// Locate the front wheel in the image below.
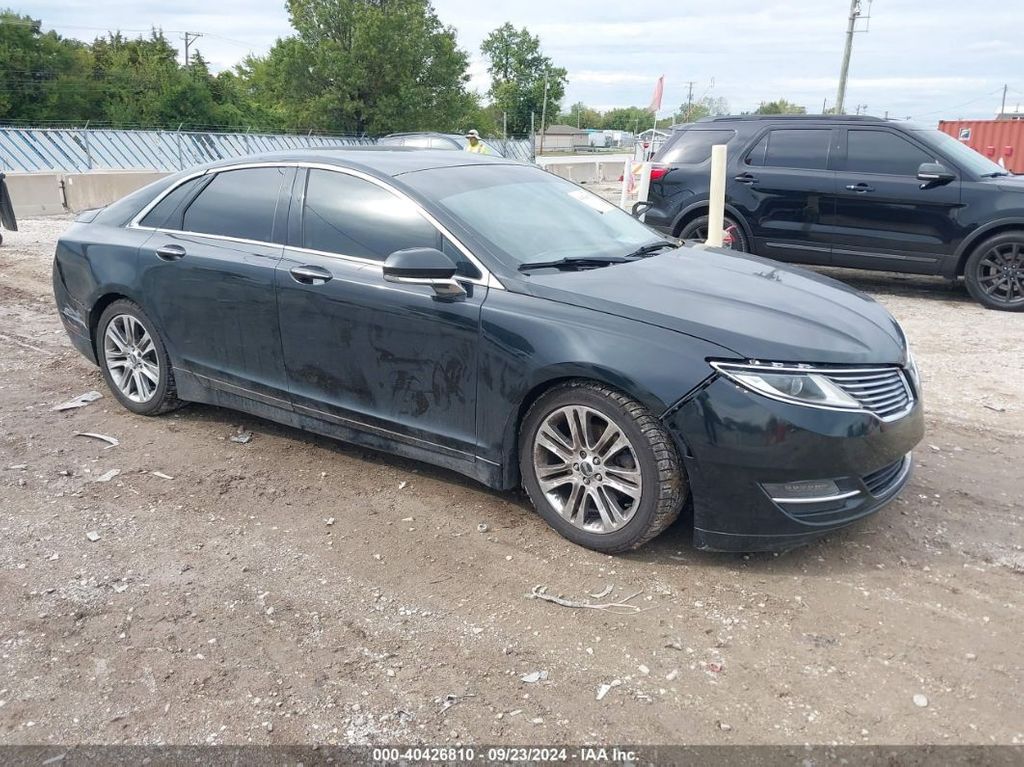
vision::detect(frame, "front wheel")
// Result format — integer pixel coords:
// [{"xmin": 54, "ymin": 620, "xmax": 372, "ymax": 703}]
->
[
  {"xmin": 963, "ymin": 232, "xmax": 1024, "ymax": 311},
  {"xmin": 519, "ymin": 381, "xmax": 687, "ymax": 553},
  {"xmin": 678, "ymin": 214, "xmax": 748, "ymax": 251}
]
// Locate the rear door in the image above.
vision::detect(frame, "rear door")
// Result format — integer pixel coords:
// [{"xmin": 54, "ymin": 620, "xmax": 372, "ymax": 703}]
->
[
  {"xmin": 137, "ymin": 165, "xmax": 293, "ymax": 403},
  {"xmin": 734, "ymin": 127, "xmax": 838, "ymax": 265},
  {"xmin": 831, "ymin": 128, "xmax": 962, "ymax": 273}
]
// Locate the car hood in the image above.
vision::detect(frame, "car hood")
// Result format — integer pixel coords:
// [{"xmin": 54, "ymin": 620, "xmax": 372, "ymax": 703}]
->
[{"xmin": 519, "ymin": 246, "xmax": 908, "ymax": 365}]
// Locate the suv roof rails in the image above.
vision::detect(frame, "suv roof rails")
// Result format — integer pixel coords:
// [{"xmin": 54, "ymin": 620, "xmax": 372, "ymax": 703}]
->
[{"xmin": 698, "ymin": 114, "xmax": 887, "ymax": 123}]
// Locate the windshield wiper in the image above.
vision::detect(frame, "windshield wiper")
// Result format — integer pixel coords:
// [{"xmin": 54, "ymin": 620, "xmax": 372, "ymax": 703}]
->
[
  {"xmin": 621, "ymin": 240, "xmax": 678, "ymax": 259},
  {"xmin": 518, "ymin": 255, "xmax": 631, "ymax": 272},
  {"xmin": 980, "ymin": 171, "xmax": 1010, "ymax": 177}
]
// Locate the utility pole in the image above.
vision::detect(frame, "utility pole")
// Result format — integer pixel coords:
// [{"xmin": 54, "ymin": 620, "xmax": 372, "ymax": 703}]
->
[
  {"xmin": 1000, "ymin": 84, "xmax": 1008, "ymax": 118},
  {"xmin": 538, "ymin": 72, "xmax": 550, "ymax": 156},
  {"xmin": 182, "ymin": 32, "xmax": 202, "ymax": 66},
  {"xmin": 835, "ymin": 0, "xmax": 862, "ymax": 115},
  {"xmin": 683, "ymin": 80, "xmax": 695, "ymax": 121}
]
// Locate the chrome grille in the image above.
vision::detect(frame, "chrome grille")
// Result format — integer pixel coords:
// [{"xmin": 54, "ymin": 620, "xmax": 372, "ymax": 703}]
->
[{"xmin": 823, "ymin": 368, "xmax": 913, "ymax": 420}]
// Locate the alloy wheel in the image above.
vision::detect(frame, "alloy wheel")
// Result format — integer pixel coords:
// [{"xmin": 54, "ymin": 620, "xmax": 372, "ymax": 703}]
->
[
  {"xmin": 977, "ymin": 241, "xmax": 1024, "ymax": 307},
  {"xmin": 103, "ymin": 314, "xmax": 160, "ymax": 403},
  {"xmin": 532, "ymin": 405, "xmax": 643, "ymax": 534}
]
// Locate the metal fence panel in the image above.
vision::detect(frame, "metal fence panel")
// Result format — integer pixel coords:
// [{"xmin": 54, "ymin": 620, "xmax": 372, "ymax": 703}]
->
[{"xmin": 0, "ymin": 127, "xmax": 535, "ymax": 172}]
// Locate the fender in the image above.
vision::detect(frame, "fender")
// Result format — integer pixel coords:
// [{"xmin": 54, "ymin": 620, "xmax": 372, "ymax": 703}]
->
[
  {"xmin": 670, "ymin": 197, "xmax": 754, "ymax": 245},
  {"xmin": 948, "ymin": 215, "xmax": 1024, "ymax": 277},
  {"xmin": 492, "ymin": 361, "xmax": 672, "ymax": 491}
]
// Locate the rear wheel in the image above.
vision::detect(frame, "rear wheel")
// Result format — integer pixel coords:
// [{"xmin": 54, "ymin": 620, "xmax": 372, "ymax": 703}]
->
[
  {"xmin": 678, "ymin": 214, "xmax": 748, "ymax": 251},
  {"xmin": 96, "ymin": 299, "xmax": 182, "ymax": 415},
  {"xmin": 519, "ymin": 381, "xmax": 687, "ymax": 553},
  {"xmin": 964, "ymin": 232, "xmax": 1024, "ymax": 311}
]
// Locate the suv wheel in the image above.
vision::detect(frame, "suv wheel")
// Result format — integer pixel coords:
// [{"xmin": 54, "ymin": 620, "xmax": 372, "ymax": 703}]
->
[
  {"xmin": 964, "ymin": 232, "xmax": 1024, "ymax": 311},
  {"xmin": 519, "ymin": 381, "xmax": 687, "ymax": 553},
  {"xmin": 678, "ymin": 214, "xmax": 748, "ymax": 251}
]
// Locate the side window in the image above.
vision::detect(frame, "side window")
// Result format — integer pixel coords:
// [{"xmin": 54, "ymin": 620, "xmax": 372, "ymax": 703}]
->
[
  {"xmin": 302, "ymin": 169, "xmax": 440, "ymax": 261},
  {"xmin": 846, "ymin": 130, "xmax": 934, "ymax": 176},
  {"xmin": 182, "ymin": 167, "xmax": 287, "ymax": 242},
  {"xmin": 761, "ymin": 129, "xmax": 832, "ymax": 170},
  {"xmin": 745, "ymin": 135, "xmax": 768, "ymax": 166},
  {"xmin": 658, "ymin": 130, "xmax": 735, "ymax": 164},
  {"xmin": 139, "ymin": 176, "xmax": 206, "ymax": 229}
]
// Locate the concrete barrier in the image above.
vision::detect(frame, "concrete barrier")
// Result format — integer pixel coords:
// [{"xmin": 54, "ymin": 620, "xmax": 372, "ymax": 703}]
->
[
  {"xmin": 5, "ymin": 172, "xmax": 65, "ymax": 217},
  {"xmin": 62, "ymin": 171, "xmax": 168, "ymax": 213},
  {"xmin": 536, "ymin": 154, "xmax": 631, "ymax": 184}
]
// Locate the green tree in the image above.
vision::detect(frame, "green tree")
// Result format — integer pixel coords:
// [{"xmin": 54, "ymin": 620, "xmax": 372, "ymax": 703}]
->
[
  {"xmin": 600, "ymin": 106, "xmax": 651, "ymax": 132},
  {"xmin": 480, "ymin": 22, "xmax": 567, "ymax": 135},
  {"xmin": 0, "ymin": 11, "xmax": 90, "ymax": 122},
  {"xmin": 559, "ymin": 101, "xmax": 602, "ymax": 130},
  {"xmin": 753, "ymin": 98, "xmax": 807, "ymax": 115},
  {"xmin": 675, "ymin": 95, "xmax": 729, "ymax": 123},
  {"xmin": 247, "ymin": 0, "xmax": 475, "ymax": 134}
]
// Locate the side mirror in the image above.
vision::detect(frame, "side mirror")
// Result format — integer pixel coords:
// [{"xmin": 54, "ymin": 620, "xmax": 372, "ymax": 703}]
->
[
  {"xmin": 383, "ymin": 247, "xmax": 466, "ymax": 299},
  {"xmin": 917, "ymin": 162, "xmax": 955, "ymax": 187}
]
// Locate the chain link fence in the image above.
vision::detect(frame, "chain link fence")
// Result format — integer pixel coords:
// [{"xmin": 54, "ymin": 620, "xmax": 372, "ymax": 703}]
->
[{"xmin": 0, "ymin": 127, "xmax": 535, "ymax": 173}]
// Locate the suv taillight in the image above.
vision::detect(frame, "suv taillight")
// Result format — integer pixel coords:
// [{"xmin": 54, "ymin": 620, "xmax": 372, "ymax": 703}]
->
[{"xmin": 650, "ymin": 166, "xmax": 669, "ymax": 182}]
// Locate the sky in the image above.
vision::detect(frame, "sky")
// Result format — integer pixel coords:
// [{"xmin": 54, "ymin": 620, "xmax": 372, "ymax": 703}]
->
[{"xmin": 21, "ymin": 0, "xmax": 1024, "ymax": 123}]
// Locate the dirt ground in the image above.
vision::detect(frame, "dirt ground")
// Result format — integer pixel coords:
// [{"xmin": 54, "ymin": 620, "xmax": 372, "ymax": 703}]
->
[{"xmin": 0, "ymin": 214, "xmax": 1021, "ymax": 747}]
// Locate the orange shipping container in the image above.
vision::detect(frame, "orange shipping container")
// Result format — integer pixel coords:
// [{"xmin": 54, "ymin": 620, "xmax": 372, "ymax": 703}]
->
[{"xmin": 937, "ymin": 119, "xmax": 1024, "ymax": 174}]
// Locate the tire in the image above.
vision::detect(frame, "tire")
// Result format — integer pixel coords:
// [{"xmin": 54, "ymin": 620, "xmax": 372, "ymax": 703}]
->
[
  {"xmin": 678, "ymin": 214, "xmax": 748, "ymax": 252},
  {"xmin": 963, "ymin": 231, "xmax": 1024, "ymax": 311},
  {"xmin": 519, "ymin": 380, "xmax": 687, "ymax": 553},
  {"xmin": 96, "ymin": 299, "xmax": 182, "ymax": 415}
]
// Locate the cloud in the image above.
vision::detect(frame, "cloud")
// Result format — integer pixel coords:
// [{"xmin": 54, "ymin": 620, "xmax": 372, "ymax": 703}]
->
[{"xmin": 29, "ymin": 0, "xmax": 1024, "ymax": 121}]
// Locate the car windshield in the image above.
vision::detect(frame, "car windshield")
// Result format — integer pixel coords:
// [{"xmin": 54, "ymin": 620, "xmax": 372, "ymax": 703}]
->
[
  {"xmin": 401, "ymin": 164, "xmax": 664, "ymax": 269},
  {"xmin": 916, "ymin": 128, "xmax": 1009, "ymax": 176}
]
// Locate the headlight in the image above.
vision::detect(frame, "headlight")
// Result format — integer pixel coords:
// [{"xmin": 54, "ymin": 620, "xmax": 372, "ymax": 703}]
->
[{"xmin": 710, "ymin": 361, "xmax": 862, "ymax": 410}]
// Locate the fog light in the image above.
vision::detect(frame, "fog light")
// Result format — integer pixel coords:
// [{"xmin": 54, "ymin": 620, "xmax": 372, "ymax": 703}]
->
[{"xmin": 762, "ymin": 478, "xmax": 857, "ymax": 504}]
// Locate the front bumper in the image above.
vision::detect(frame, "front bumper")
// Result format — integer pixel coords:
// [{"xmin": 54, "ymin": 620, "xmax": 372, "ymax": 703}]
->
[{"xmin": 664, "ymin": 376, "xmax": 924, "ymax": 552}]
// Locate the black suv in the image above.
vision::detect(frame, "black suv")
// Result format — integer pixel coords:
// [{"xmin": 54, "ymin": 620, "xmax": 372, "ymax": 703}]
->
[{"xmin": 644, "ymin": 115, "xmax": 1024, "ymax": 311}]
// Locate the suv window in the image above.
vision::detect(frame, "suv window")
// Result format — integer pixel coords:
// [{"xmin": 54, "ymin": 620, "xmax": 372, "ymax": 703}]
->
[
  {"xmin": 659, "ymin": 130, "xmax": 735, "ymax": 164},
  {"xmin": 139, "ymin": 176, "xmax": 207, "ymax": 229},
  {"xmin": 181, "ymin": 167, "xmax": 287, "ymax": 242},
  {"xmin": 302, "ymin": 169, "xmax": 440, "ymax": 262},
  {"xmin": 846, "ymin": 130, "xmax": 934, "ymax": 176},
  {"xmin": 747, "ymin": 129, "xmax": 831, "ymax": 170}
]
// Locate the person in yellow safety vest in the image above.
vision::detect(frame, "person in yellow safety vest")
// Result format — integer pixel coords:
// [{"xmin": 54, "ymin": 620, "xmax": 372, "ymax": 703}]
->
[{"xmin": 464, "ymin": 129, "xmax": 490, "ymax": 155}]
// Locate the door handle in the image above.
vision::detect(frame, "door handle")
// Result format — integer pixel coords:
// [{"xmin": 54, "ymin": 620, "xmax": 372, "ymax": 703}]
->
[
  {"xmin": 734, "ymin": 173, "xmax": 758, "ymax": 184},
  {"xmin": 155, "ymin": 244, "xmax": 187, "ymax": 261},
  {"xmin": 289, "ymin": 265, "xmax": 333, "ymax": 285},
  {"xmin": 845, "ymin": 183, "xmax": 875, "ymax": 193}
]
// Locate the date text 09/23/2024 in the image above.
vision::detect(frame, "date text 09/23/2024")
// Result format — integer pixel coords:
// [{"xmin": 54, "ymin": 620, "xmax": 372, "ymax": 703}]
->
[{"xmin": 371, "ymin": 746, "xmax": 638, "ymax": 762}]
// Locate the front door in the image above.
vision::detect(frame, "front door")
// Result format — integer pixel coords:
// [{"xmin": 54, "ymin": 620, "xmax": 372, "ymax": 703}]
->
[
  {"xmin": 733, "ymin": 127, "xmax": 838, "ymax": 265},
  {"xmin": 830, "ymin": 128, "xmax": 962, "ymax": 273},
  {"xmin": 276, "ymin": 167, "xmax": 487, "ymax": 459},
  {"xmin": 137, "ymin": 165, "xmax": 293, "ymax": 403}
]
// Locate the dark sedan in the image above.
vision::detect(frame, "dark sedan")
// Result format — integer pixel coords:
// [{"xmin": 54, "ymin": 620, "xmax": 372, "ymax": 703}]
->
[{"xmin": 52, "ymin": 149, "xmax": 924, "ymax": 553}]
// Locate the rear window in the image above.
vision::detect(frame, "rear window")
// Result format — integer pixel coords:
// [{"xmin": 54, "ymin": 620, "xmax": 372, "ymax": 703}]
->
[
  {"xmin": 659, "ymin": 130, "xmax": 736, "ymax": 164},
  {"xmin": 139, "ymin": 176, "xmax": 206, "ymax": 229},
  {"xmin": 182, "ymin": 167, "xmax": 288, "ymax": 242},
  {"xmin": 747, "ymin": 129, "xmax": 831, "ymax": 170}
]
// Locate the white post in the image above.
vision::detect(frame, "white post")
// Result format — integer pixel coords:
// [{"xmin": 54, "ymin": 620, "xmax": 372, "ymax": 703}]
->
[
  {"xmin": 619, "ymin": 157, "xmax": 631, "ymax": 211},
  {"xmin": 706, "ymin": 144, "xmax": 727, "ymax": 247},
  {"xmin": 636, "ymin": 162, "xmax": 652, "ymax": 222}
]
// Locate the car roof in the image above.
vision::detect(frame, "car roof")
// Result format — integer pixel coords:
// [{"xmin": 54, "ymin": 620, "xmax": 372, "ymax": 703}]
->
[
  {"xmin": 201, "ymin": 147, "xmax": 516, "ymax": 177},
  {"xmin": 382, "ymin": 131, "xmax": 464, "ymax": 140}
]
